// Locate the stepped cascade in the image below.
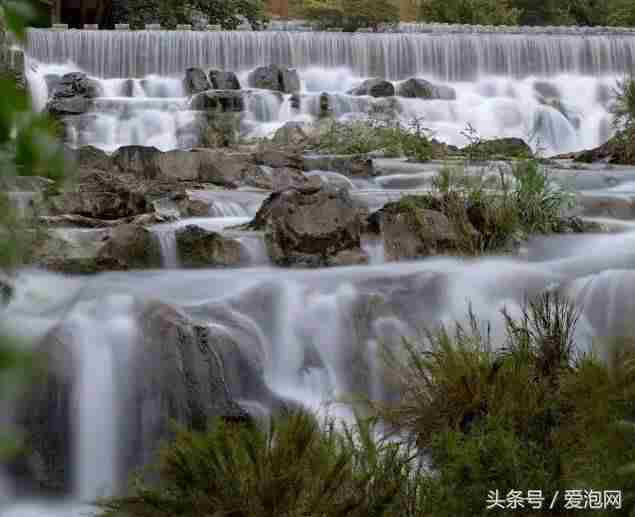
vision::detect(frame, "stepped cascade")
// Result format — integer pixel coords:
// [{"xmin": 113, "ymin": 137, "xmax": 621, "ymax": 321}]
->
[
  {"xmin": 24, "ymin": 28, "xmax": 635, "ymax": 154},
  {"xmin": 4, "ymin": 25, "xmax": 635, "ymax": 517}
]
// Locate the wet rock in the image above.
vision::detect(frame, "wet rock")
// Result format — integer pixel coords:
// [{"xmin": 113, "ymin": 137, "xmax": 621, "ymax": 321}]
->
[
  {"xmin": 245, "ymin": 165, "xmax": 317, "ymax": 191},
  {"xmin": 65, "ymin": 145, "xmax": 112, "ymax": 171},
  {"xmin": 533, "ymin": 81, "xmax": 561, "ymax": 101},
  {"xmin": 254, "ymin": 148, "xmax": 304, "ymax": 169},
  {"xmin": 190, "ymin": 90, "xmax": 245, "ymax": 112},
  {"xmin": 0, "ymin": 272, "xmax": 13, "ymax": 305},
  {"xmin": 303, "ymin": 154, "xmax": 376, "ymax": 177},
  {"xmin": 196, "ymin": 149, "xmax": 260, "ymax": 188},
  {"xmin": 319, "ymin": 92, "xmax": 331, "ymax": 118},
  {"xmin": 176, "ymin": 225, "xmax": 244, "ymax": 267},
  {"xmin": 46, "ymin": 72, "xmax": 102, "ymax": 116},
  {"xmin": 576, "ymin": 194, "xmax": 635, "ymax": 220},
  {"xmin": 184, "ymin": 67, "xmax": 212, "ymax": 95},
  {"xmin": 47, "ymin": 169, "xmax": 152, "ymax": 220},
  {"xmin": 250, "ymin": 185, "xmax": 365, "ymax": 267},
  {"xmin": 377, "ymin": 204, "xmax": 464, "ymax": 261},
  {"xmin": 349, "ymin": 78, "xmax": 395, "ymax": 98},
  {"xmin": 111, "ymin": 145, "xmax": 163, "ymax": 178},
  {"xmin": 272, "ymin": 121, "xmax": 312, "ymax": 147},
  {"xmin": 16, "ymin": 297, "xmax": 284, "ymax": 492},
  {"xmin": 248, "ymin": 65, "xmax": 300, "ymax": 93},
  {"xmin": 574, "ymin": 131, "xmax": 635, "ymax": 165},
  {"xmin": 397, "ymin": 78, "xmax": 456, "ymax": 100},
  {"xmin": 209, "ymin": 69, "xmax": 241, "ymax": 90},
  {"xmin": 98, "ymin": 223, "xmax": 163, "ymax": 269}
]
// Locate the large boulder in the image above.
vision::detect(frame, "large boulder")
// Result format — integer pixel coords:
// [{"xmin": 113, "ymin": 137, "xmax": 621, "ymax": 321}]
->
[
  {"xmin": 272, "ymin": 121, "xmax": 314, "ymax": 147},
  {"xmin": 250, "ymin": 185, "xmax": 366, "ymax": 267},
  {"xmin": 111, "ymin": 145, "xmax": 163, "ymax": 179},
  {"xmin": 65, "ymin": 145, "xmax": 112, "ymax": 171},
  {"xmin": 396, "ymin": 78, "xmax": 456, "ymax": 100},
  {"xmin": 349, "ymin": 79, "xmax": 395, "ymax": 98},
  {"xmin": 248, "ymin": 65, "xmax": 300, "ymax": 93},
  {"xmin": 190, "ymin": 90, "xmax": 246, "ymax": 112},
  {"xmin": 46, "ymin": 72, "xmax": 102, "ymax": 116},
  {"xmin": 209, "ymin": 70, "xmax": 241, "ymax": 90},
  {"xmin": 184, "ymin": 67, "xmax": 211, "ymax": 95},
  {"xmin": 375, "ymin": 203, "xmax": 465, "ymax": 261},
  {"xmin": 176, "ymin": 225, "xmax": 244, "ymax": 268}
]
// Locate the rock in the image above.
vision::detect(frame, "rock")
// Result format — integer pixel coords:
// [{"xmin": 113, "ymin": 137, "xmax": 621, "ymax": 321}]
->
[
  {"xmin": 574, "ymin": 131, "xmax": 635, "ymax": 165},
  {"xmin": 209, "ymin": 70, "xmax": 241, "ymax": 90},
  {"xmin": 47, "ymin": 169, "xmax": 152, "ymax": 220},
  {"xmin": 46, "ymin": 72, "xmax": 102, "ymax": 116},
  {"xmin": 533, "ymin": 81, "xmax": 561, "ymax": 101},
  {"xmin": 190, "ymin": 90, "xmax": 245, "ymax": 112},
  {"xmin": 176, "ymin": 225, "xmax": 244, "ymax": 267},
  {"xmin": 272, "ymin": 121, "xmax": 312, "ymax": 147},
  {"xmin": 177, "ymin": 113, "xmax": 241, "ymax": 148},
  {"xmin": 250, "ymin": 185, "xmax": 365, "ymax": 267},
  {"xmin": 65, "ymin": 145, "xmax": 112, "ymax": 171},
  {"xmin": 303, "ymin": 154, "xmax": 376, "ymax": 177},
  {"xmin": 576, "ymin": 194, "xmax": 635, "ymax": 220},
  {"xmin": 377, "ymin": 204, "xmax": 464, "ymax": 261},
  {"xmin": 196, "ymin": 149, "xmax": 260, "ymax": 188},
  {"xmin": 37, "ymin": 214, "xmax": 124, "ymax": 228},
  {"xmin": 396, "ymin": 78, "xmax": 456, "ymax": 100},
  {"xmin": 319, "ymin": 92, "xmax": 331, "ymax": 118},
  {"xmin": 245, "ymin": 165, "xmax": 317, "ymax": 191},
  {"xmin": 111, "ymin": 145, "xmax": 163, "ymax": 178},
  {"xmin": 463, "ymin": 137, "xmax": 533, "ymax": 159},
  {"xmin": 98, "ymin": 224, "xmax": 163, "ymax": 269},
  {"xmin": 16, "ymin": 297, "xmax": 284, "ymax": 492},
  {"xmin": 248, "ymin": 65, "xmax": 300, "ymax": 93},
  {"xmin": 254, "ymin": 148, "xmax": 304, "ymax": 169},
  {"xmin": 349, "ymin": 78, "xmax": 395, "ymax": 98},
  {"xmin": 184, "ymin": 67, "xmax": 211, "ymax": 95},
  {"xmin": 290, "ymin": 93, "xmax": 301, "ymax": 110},
  {"xmin": 0, "ymin": 272, "xmax": 13, "ymax": 305}
]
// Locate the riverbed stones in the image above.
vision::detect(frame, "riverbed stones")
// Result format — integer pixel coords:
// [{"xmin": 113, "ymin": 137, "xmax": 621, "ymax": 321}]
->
[
  {"xmin": 209, "ymin": 69, "xmax": 241, "ymax": 90},
  {"xmin": 248, "ymin": 65, "xmax": 300, "ymax": 93},
  {"xmin": 250, "ymin": 185, "xmax": 366, "ymax": 267},
  {"xmin": 176, "ymin": 225, "xmax": 244, "ymax": 268},
  {"xmin": 184, "ymin": 67, "xmax": 211, "ymax": 95},
  {"xmin": 397, "ymin": 78, "xmax": 456, "ymax": 100},
  {"xmin": 349, "ymin": 78, "xmax": 395, "ymax": 98}
]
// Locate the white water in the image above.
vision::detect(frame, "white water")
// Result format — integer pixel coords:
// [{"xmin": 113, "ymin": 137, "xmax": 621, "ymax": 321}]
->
[{"xmin": 24, "ymin": 29, "xmax": 635, "ymax": 154}]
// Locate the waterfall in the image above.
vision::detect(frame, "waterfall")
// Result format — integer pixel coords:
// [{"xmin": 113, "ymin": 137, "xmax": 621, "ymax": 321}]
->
[{"xmin": 26, "ymin": 29, "xmax": 635, "ymax": 80}]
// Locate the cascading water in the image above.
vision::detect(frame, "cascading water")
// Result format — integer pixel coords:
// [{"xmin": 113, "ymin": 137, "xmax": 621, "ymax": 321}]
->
[{"xmin": 24, "ymin": 28, "xmax": 635, "ymax": 154}]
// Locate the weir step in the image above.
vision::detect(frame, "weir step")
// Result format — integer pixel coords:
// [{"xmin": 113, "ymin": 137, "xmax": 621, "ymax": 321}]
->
[
  {"xmin": 52, "ymin": 23, "xmax": 68, "ymax": 30},
  {"xmin": 115, "ymin": 24, "xmax": 130, "ymax": 30},
  {"xmin": 176, "ymin": 24, "xmax": 192, "ymax": 30},
  {"xmin": 83, "ymin": 24, "xmax": 99, "ymax": 30},
  {"xmin": 145, "ymin": 24, "xmax": 162, "ymax": 30}
]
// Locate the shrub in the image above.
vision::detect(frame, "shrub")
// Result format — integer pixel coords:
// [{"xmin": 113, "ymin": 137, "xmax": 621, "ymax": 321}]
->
[
  {"xmin": 317, "ymin": 118, "xmax": 434, "ymax": 162},
  {"xmin": 379, "ymin": 293, "xmax": 635, "ymax": 517},
  {"xmin": 100, "ymin": 411, "xmax": 415, "ymax": 517}
]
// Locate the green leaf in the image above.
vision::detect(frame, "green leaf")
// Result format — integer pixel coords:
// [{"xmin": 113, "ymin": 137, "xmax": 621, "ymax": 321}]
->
[{"xmin": 2, "ymin": 1, "xmax": 37, "ymax": 41}]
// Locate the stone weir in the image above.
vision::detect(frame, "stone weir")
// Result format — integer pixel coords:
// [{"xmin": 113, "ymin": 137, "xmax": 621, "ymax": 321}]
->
[{"xmin": 26, "ymin": 27, "xmax": 635, "ymax": 80}]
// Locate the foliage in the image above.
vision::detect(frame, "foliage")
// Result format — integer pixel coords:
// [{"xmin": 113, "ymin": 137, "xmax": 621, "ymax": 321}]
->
[
  {"xmin": 380, "ymin": 293, "xmax": 635, "ymax": 516},
  {"xmin": 417, "ymin": 0, "xmax": 635, "ymax": 26},
  {"xmin": 418, "ymin": 0, "xmax": 521, "ymax": 26},
  {"xmin": 123, "ymin": 0, "xmax": 269, "ymax": 30},
  {"xmin": 300, "ymin": 0, "xmax": 399, "ymax": 31},
  {"xmin": 317, "ymin": 118, "xmax": 435, "ymax": 161},
  {"xmin": 100, "ymin": 411, "xmax": 415, "ymax": 517}
]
